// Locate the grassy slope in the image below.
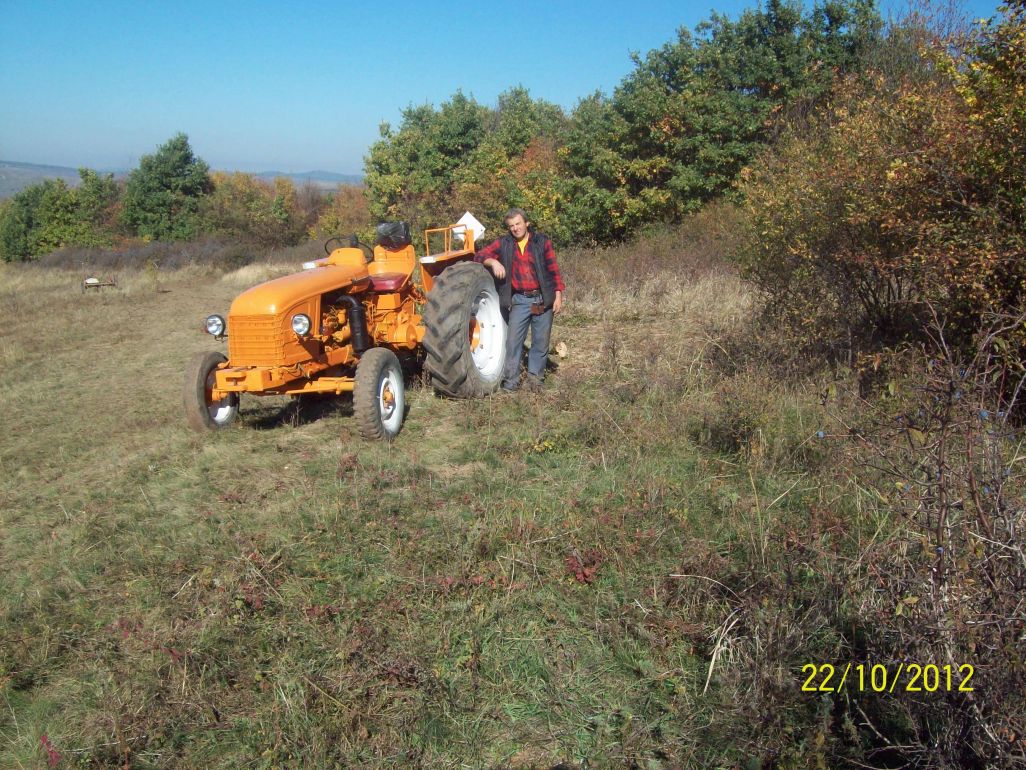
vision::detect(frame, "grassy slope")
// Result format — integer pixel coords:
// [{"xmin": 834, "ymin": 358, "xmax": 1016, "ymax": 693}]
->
[{"xmin": 0, "ymin": 251, "xmax": 837, "ymax": 768}]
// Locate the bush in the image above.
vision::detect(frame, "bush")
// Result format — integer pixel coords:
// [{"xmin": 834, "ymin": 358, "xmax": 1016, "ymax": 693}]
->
[
  {"xmin": 0, "ymin": 172, "xmax": 120, "ymax": 262},
  {"xmin": 736, "ymin": 6, "xmax": 1026, "ymax": 365},
  {"xmin": 202, "ymin": 173, "xmax": 306, "ymax": 248},
  {"xmin": 833, "ymin": 320, "xmax": 1026, "ymax": 766},
  {"xmin": 670, "ymin": 316, "xmax": 1025, "ymax": 767},
  {"xmin": 310, "ymin": 184, "xmax": 372, "ymax": 241}
]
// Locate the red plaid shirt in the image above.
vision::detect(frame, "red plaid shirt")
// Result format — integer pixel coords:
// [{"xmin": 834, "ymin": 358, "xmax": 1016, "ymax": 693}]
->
[{"xmin": 475, "ymin": 233, "xmax": 565, "ymax": 293}]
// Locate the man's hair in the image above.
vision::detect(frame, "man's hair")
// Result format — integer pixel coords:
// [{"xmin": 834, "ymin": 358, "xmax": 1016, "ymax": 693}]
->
[{"xmin": 504, "ymin": 207, "xmax": 529, "ymax": 224}]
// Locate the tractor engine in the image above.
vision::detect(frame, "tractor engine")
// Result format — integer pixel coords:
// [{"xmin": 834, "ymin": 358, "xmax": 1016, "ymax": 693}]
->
[{"xmin": 321, "ymin": 292, "xmax": 372, "ymax": 353}]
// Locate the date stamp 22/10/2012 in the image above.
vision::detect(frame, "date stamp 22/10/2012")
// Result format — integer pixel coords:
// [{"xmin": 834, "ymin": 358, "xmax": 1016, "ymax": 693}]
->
[{"xmin": 801, "ymin": 663, "xmax": 975, "ymax": 693}]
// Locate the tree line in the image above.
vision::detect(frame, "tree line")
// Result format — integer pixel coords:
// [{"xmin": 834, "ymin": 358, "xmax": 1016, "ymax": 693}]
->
[
  {"xmin": 0, "ymin": 134, "xmax": 370, "ymax": 262},
  {"xmin": 2, "ymin": 0, "xmax": 880, "ymax": 262},
  {"xmin": 366, "ymin": 0, "xmax": 882, "ymax": 244}
]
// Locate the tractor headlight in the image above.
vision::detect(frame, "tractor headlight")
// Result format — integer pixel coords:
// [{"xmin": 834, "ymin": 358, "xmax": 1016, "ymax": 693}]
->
[
  {"xmin": 291, "ymin": 313, "xmax": 312, "ymax": 336},
  {"xmin": 205, "ymin": 314, "xmax": 226, "ymax": 337}
]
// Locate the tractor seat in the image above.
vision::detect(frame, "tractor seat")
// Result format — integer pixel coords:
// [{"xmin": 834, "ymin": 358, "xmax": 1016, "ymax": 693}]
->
[{"xmin": 367, "ymin": 272, "xmax": 409, "ymax": 292}]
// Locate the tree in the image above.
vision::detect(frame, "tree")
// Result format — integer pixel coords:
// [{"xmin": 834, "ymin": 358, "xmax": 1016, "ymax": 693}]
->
[
  {"xmin": 121, "ymin": 133, "xmax": 212, "ymax": 241},
  {"xmin": 202, "ymin": 172, "xmax": 306, "ymax": 247},
  {"xmin": 361, "ymin": 2, "xmax": 881, "ymax": 245},
  {"xmin": 0, "ymin": 170, "xmax": 119, "ymax": 261},
  {"xmin": 312, "ymin": 184, "xmax": 372, "ymax": 240},
  {"xmin": 364, "ymin": 92, "xmax": 490, "ymax": 227},
  {"xmin": 736, "ymin": 3, "xmax": 1026, "ymax": 360},
  {"xmin": 365, "ymin": 88, "xmax": 578, "ymax": 239},
  {"xmin": 599, "ymin": 0, "xmax": 881, "ymax": 233},
  {"xmin": 0, "ymin": 184, "xmax": 45, "ymax": 261},
  {"xmin": 75, "ymin": 168, "xmax": 120, "ymax": 232}
]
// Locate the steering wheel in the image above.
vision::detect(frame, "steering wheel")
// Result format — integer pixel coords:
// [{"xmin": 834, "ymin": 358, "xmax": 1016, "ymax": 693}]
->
[{"xmin": 324, "ymin": 235, "xmax": 374, "ymax": 263}]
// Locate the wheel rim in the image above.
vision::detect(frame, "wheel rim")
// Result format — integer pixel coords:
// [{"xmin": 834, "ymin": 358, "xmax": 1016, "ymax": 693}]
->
[
  {"xmin": 378, "ymin": 365, "xmax": 403, "ymax": 434},
  {"xmin": 470, "ymin": 289, "xmax": 504, "ymax": 379},
  {"xmin": 205, "ymin": 370, "xmax": 237, "ymax": 425}
]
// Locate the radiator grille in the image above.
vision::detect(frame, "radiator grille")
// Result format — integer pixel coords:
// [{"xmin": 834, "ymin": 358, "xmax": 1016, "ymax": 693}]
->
[{"xmin": 228, "ymin": 315, "xmax": 285, "ymax": 365}]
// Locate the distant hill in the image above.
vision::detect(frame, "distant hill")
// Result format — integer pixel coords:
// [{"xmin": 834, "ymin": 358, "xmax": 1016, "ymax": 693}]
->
[
  {"xmin": 252, "ymin": 170, "xmax": 364, "ymax": 188},
  {"xmin": 0, "ymin": 160, "xmax": 363, "ymax": 198},
  {"xmin": 0, "ymin": 161, "xmax": 96, "ymax": 198}
]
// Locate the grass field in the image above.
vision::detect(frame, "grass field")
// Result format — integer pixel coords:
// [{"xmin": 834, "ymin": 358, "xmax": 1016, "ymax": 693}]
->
[{"xmin": 1, "ymin": 228, "xmax": 1022, "ymax": 768}]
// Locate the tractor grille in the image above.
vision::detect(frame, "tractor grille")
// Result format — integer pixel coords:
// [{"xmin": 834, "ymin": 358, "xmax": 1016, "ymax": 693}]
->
[{"xmin": 228, "ymin": 315, "xmax": 285, "ymax": 365}]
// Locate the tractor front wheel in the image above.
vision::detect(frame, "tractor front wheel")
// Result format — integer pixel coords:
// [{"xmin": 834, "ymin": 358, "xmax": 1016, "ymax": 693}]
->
[
  {"xmin": 422, "ymin": 262, "xmax": 506, "ymax": 398},
  {"xmin": 184, "ymin": 351, "xmax": 239, "ymax": 431},
  {"xmin": 354, "ymin": 348, "xmax": 406, "ymax": 441}
]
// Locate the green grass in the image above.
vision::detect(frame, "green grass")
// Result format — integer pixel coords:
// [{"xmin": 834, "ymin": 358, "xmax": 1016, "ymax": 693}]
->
[
  {"xmin": 0, "ymin": 260, "xmax": 768, "ymax": 768},
  {"xmin": 3, "ymin": 248, "xmax": 1019, "ymax": 769}
]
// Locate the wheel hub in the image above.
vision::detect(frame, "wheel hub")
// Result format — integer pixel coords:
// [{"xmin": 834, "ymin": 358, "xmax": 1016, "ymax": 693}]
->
[
  {"xmin": 470, "ymin": 291, "xmax": 503, "ymax": 377},
  {"xmin": 380, "ymin": 380, "xmax": 396, "ymax": 419}
]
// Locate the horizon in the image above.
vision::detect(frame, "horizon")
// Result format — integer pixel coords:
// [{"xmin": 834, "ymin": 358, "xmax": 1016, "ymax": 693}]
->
[
  {"xmin": 0, "ymin": 0, "xmax": 1005, "ymax": 176},
  {"xmin": 0, "ymin": 158, "xmax": 363, "ymax": 178}
]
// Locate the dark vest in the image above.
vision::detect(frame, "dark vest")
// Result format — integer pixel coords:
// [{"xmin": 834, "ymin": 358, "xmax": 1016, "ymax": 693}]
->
[{"xmin": 496, "ymin": 231, "xmax": 558, "ymax": 311}]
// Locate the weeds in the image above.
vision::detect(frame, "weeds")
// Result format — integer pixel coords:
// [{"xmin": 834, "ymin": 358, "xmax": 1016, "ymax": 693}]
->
[
  {"xmin": 826, "ymin": 314, "xmax": 1026, "ymax": 767},
  {"xmin": 1, "ymin": 222, "xmax": 1022, "ymax": 768}
]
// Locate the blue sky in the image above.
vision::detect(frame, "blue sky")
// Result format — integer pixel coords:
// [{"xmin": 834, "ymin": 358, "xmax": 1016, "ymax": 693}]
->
[{"xmin": 0, "ymin": 0, "xmax": 1006, "ymax": 175}]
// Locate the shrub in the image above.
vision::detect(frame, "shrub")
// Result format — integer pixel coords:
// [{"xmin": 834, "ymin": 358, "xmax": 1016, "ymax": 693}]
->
[
  {"xmin": 0, "ymin": 172, "xmax": 120, "ymax": 262},
  {"xmin": 833, "ymin": 318, "xmax": 1026, "ymax": 767},
  {"xmin": 310, "ymin": 184, "xmax": 372, "ymax": 241},
  {"xmin": 202, "ymin": 173, "xmax": 306, "ymax": 248},
  {"xmin": 736, "ymin": 5, "xmax": 1026, "ymax": 364}
]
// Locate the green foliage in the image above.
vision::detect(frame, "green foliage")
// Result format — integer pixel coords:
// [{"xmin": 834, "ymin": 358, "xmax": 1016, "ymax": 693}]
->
[
  {"xmin": 365, "ymin": 87, "xmax": 579, "ymax": 240},
  {"xmin": 960, "ymin": 2, "xmax": 1026, "ymax": 239},
  {"xmin": 363, "ymin": 1, "xmax": 880, "ymax": 246},
  {"xmin": 737, "ymin": 4, "xmax": 1026, "ymax": 360},
  {"xmin": 0, "ymin": 170, "xmax": 119, "ymax": 262},
  {"xmin": 0, "ymin": 183, "xmax": 45, "ymax": 261},
  {"xmin": 202, "ymin": 173, "xmax": 306, "ymax": 247},
  {"xmin": 311, "ymin": 184, "xmax": 372, "ymax": 240},
  {"xmin": 595, "ymin": 0, "xmax": 881, "ymax": 235},
  {"xmin": 75, "ymin": 168, "xmax": 120, "ymax": 227},
  {"xmin": 365, "ymin": 91, "xmax": 490, "ymax": 226},
  {"xmin": 122, "ymin": 133, "xmax": 212, "ymax": 241}
]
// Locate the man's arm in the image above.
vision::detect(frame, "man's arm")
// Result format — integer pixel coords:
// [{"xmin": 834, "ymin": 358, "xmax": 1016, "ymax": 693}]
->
[
  {"xmin": 474, "ymin": 239, "xmax": 505, "ymax": 280},
  {"xmin": 543, "ymin": 238, "xmax": 565, "ymax": 313}
]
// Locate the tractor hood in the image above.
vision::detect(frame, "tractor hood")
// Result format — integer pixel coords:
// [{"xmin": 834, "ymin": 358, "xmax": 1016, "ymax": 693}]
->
[{"xmin": 230, "ymin": 263, "xmax": 369, "ymax": 316}]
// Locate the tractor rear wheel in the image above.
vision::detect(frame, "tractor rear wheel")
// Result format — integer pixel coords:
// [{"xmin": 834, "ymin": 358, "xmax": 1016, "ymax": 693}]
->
[
  {"xmin": 422, "ymin": 262, "xmax": 506, "ymax": 398},
  {"xmin": 354, "ymin": 347, "xmax": 406, "ymax": 441},
  {"xmin": 184, "ymin": 351, "xmax": 239, "ymax": 431}
]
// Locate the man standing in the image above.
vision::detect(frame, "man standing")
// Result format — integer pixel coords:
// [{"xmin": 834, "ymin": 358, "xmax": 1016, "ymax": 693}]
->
[{"xmin": 475, "ymin": 208, "xmax": 565, "ymax": 392}]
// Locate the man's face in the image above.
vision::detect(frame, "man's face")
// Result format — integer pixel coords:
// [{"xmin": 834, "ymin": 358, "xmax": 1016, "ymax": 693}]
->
[{"xmin": 506, "ymin": 215, "xmax": 528, "ymax": 240}]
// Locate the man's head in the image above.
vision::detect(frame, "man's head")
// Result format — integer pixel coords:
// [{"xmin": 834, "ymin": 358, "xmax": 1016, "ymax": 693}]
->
[{"xmin": 504, "ymin": 208, "xmax": 530, "ymax": 240}]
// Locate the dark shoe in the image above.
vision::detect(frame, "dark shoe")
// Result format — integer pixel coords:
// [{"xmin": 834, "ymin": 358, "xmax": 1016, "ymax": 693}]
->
[{"xmin": 523, "ymin": 375, "xmax": 544, "ymax": 393}]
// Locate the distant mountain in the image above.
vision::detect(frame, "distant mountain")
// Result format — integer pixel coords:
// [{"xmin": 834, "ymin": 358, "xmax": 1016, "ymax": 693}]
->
[
  {"xmin": 0, "ymin": 160, "xmax": 363, "ymax": 199},
  {"xmin": 251, "ymin": 170, "xmax": 364, "ymax": 187},
  {"xmin": 0, "ymin": 161, "xmax": 94, "ymax": 198}
]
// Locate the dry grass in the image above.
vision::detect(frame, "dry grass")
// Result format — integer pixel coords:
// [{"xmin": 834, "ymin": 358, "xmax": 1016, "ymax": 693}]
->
[
  {"xmin": 1, "ymin": 216, "xmax": 1020, "ymax": 768},
  {"xmin": 0, "ymin": 248, "xmax": 761, "ymax": 768}
]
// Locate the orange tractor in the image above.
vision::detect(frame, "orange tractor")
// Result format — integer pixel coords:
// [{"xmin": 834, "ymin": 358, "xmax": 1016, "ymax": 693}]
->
[{"xmin": 184, "ymin": 221, "xmax": 505, "ymax": 440}]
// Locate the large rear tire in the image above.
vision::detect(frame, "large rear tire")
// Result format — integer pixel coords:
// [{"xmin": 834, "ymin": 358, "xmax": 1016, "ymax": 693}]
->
[
  {"xmin": 354, "ymin": 348, "xmax": 406, "ymax": 441},
  {"xmin": 184, "ymin": 351, "xmax": 239, "ymax": 431},
  {"xmin": 422, "ymin": 262, "xmax": 506, "ymax": 398}
]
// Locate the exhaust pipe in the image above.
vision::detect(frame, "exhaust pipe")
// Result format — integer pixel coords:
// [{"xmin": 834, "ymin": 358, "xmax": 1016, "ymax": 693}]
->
[{"xmin": 338, "ymin": 295, "xmax": 371, "ymax": 353}]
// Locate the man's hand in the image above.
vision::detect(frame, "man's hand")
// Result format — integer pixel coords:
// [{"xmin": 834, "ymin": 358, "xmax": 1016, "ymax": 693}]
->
[
  {"xmin": 553, "ymin": 290, "xmax": 563, "ymax": 314},
  {"xmin": 484, "ymin": 258, "xmax": 505, "ymax": 280}
]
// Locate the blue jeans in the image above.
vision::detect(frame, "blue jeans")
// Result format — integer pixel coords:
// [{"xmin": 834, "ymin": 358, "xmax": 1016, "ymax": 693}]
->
[{"xmin": 503, "ymin": 293, "xmax": 553, "ymax": 389}]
